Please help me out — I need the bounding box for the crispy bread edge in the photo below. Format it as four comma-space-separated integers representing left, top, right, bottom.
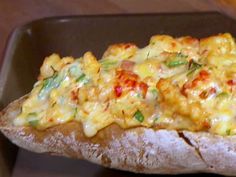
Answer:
0, 95, 236, 175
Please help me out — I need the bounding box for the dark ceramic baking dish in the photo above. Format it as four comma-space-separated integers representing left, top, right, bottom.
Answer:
1, 13, 235, 177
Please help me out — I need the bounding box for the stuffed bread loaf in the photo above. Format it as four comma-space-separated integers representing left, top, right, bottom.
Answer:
1, 33, 236, 175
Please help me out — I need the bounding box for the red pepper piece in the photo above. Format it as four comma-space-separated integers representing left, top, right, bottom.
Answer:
114, 85, 122, 97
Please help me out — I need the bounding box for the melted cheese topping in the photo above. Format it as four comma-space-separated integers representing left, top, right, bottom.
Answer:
14, 33, 236, 137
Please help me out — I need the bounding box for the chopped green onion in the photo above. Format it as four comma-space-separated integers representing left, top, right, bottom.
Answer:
73, 107, 78, 117
151, 42, 155, 45
165, 52, 188, 68
76, 73, 85, 81
217, 92, 229, 98
150, 89, 158, 98
27, 112, 39, 127
187, 60, 202, 75
133, 93, 142, 98
226, 129, 231, 135
52, 102, 56, 107
153, 117, 159, 123
76, 73, 89, 85
28, 119, 39, 127
27, 112, 37, 117
39, 73, 64, 99
167, 60, 188, 67
187, 69, 196, 76
146, 51, 150, 59
69, 65, 82, 77
100, 59, 118, 70
100, 60, 117, 66
177, 52, 187, 58
134, 110, 144, 122
176, 52, 188, 58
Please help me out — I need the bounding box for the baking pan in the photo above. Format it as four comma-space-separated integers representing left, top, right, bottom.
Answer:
1, 12, 235, 177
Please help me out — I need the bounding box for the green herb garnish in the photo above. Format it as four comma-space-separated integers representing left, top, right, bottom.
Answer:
27, 112, 39, 127
100, 59, 118, 71
150, 88, 158, 98
153, 117, 159, 124
176, 53, 188, 58
187, 60, 202, 75
134, 110, 144, 122
27, 112, 37, 117
146, 51, 150, 59
76, 73, 89, 85
74, 107, 78, 117
226, 129, 231, 135
167, 60, 188, 67
165, 52, 188, 68
39, 73, 64, 99
134, 93, 142, 98
28, 119, 39, 127
69, 65, 82, 77
217, 92, 229, 98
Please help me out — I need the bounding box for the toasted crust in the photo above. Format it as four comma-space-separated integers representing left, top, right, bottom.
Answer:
1, 95, 236, 175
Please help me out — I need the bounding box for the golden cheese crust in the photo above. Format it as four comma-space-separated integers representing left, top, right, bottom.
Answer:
1, 95, 236, 175
12, 33, 236, 137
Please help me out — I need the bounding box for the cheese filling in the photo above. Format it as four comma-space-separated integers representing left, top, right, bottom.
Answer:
14, 33, 236, 137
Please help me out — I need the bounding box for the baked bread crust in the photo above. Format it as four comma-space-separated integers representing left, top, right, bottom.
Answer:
1, 95, 236, 175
